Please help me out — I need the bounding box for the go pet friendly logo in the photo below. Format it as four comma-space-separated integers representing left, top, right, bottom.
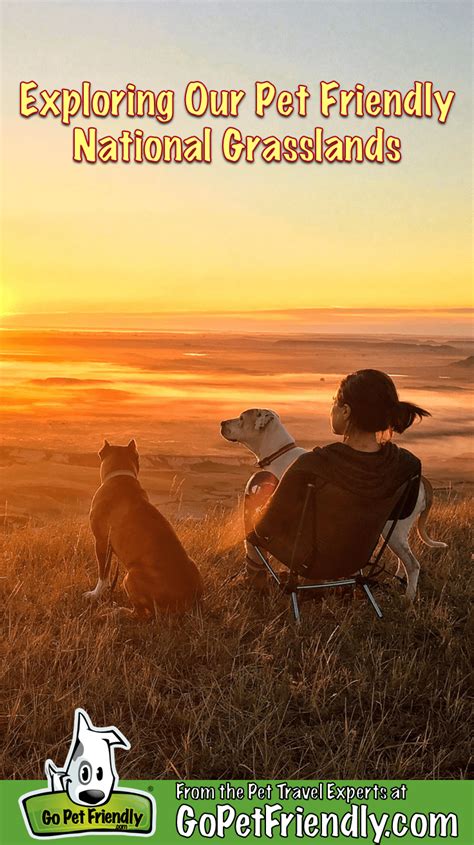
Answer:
19, 708, 156, 838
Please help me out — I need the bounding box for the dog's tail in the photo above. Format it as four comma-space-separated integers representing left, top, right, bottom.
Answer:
417, 477, 448, 548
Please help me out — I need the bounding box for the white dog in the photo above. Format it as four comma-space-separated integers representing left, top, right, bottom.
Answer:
45, 708, 130, 807
221, 408, 446, 601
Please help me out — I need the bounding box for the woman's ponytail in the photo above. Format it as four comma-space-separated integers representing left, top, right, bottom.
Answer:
337, 370, 431, 436
392, 401, 431, 434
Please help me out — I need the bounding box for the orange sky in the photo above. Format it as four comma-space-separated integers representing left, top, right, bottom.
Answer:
1, 2, 472, 321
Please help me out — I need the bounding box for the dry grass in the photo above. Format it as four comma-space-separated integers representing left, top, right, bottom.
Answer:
1, 495, 472, 780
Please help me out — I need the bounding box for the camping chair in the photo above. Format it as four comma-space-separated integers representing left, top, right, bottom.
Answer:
247, 474, 420, 623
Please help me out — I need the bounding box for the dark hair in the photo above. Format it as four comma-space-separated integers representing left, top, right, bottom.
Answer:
336, 369, 430, 435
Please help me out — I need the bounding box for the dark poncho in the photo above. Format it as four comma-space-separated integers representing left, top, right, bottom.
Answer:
251, 442, 421, 577
308, 442, 421, 509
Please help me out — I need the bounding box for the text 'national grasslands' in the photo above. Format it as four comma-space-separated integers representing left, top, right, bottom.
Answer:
19, 80, 456, 165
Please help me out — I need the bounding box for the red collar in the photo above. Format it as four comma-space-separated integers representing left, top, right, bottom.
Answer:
257, 442, 297, 469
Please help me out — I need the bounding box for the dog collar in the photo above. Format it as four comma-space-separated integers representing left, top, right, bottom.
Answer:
257, 441, 297, 469
101, 469, 138, 484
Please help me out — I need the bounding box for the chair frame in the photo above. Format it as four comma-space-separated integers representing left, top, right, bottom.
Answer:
248, 475, 419, 623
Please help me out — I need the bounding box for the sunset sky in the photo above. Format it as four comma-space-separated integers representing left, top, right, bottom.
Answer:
1, 1, 472, 325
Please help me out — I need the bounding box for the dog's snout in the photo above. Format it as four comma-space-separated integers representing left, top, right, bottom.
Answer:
78, 789, 105, 805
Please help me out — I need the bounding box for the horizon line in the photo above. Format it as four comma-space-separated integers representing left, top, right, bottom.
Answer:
3, 306, 473, 318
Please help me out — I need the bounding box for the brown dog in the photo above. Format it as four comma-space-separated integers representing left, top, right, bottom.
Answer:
85, 439, 203, 617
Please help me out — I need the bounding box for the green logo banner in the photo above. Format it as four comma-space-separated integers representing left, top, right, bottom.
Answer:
20, 788, 154, 837
2, 779, 473, 844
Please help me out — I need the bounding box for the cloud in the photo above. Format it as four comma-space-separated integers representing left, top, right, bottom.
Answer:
29, 377, 112, 386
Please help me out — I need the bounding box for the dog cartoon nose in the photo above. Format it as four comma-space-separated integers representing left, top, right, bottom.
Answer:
79, 789, 105, 805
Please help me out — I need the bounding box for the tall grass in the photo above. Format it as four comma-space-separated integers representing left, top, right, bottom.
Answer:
1, 496, 472, 780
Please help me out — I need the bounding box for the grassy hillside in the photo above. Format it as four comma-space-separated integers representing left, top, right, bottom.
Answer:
1, 495, 472, 780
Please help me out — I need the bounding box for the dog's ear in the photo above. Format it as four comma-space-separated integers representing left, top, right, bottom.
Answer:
100, 727, 131, 751
98, 439, 111, 459
254, 410, 275, 430
45, 759, 69, 792
76, 709, 94, 740
74, 709, 130, 750
127, 439, 137, 453
45, 759, 59, 783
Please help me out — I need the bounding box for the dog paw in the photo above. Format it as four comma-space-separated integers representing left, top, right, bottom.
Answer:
83, 590, 100, 600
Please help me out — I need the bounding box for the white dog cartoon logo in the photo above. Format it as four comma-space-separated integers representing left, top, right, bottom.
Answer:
45, 708, 130, 807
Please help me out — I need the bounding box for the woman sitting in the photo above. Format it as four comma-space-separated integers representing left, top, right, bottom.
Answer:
247, 369, 430, 584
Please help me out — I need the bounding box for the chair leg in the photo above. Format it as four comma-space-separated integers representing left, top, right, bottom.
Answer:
362, 582, 383, 619
252, 544, 281, 585
290, 591, 301, 623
